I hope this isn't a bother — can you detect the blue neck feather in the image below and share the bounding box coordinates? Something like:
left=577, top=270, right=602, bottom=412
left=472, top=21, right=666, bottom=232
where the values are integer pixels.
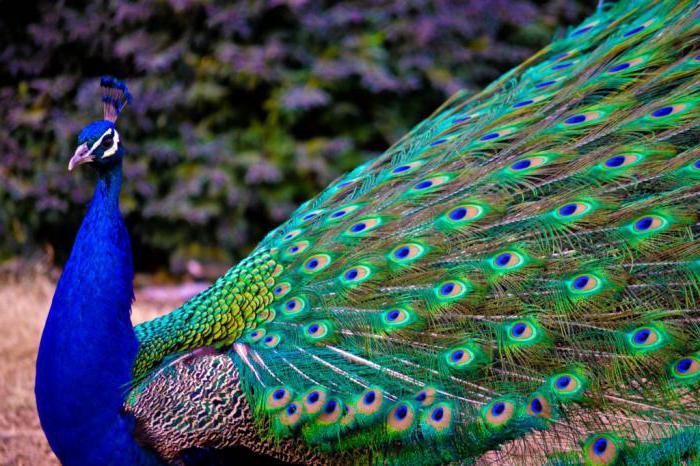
left=36, top=162, right=160, bottom=465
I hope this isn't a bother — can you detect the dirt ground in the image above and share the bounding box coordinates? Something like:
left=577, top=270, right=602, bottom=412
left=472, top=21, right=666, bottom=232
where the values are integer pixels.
left=0, top=267, right=184, bottom=465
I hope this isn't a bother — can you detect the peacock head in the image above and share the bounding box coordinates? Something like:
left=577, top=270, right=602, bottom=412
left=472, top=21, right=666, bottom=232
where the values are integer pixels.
left=69, top=76, right=131, bottom=171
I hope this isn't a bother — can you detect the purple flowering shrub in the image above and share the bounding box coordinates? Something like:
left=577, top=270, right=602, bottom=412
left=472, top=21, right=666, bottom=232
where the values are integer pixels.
left=0, top=0, right=589, bottom=272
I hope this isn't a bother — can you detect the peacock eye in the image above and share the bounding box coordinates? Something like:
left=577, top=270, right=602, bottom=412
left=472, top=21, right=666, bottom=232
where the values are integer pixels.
left=102, top=136, right=114, bottom=148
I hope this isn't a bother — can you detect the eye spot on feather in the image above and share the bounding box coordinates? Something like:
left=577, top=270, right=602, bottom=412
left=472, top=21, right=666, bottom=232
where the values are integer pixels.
left=483, top=399, right=515, bottom=428
left=444, top=204, right=485, bottom=225
left=273, top=282, right=291, bottom=298
left=317, top=398, right=343, bottom=425
left=554, top=201, right=593, bottom=220
left=506, top=319, right=542, bottom=346
left=301, top=254, right=331, bottom=273
left=549, top=372, right=586, bottom=399
left=603, top=153, right=640, bottom=170
left=567, top=273, right=602, bottom=295
left=477, top=127, right=515, bottom=142
left=245, top=328, right=266, bottom=343
left=444, top=344, right=482, bottom=370
left=390, top=161, right=422, bottom=176
left=422, top=403, right=453, bottom=435
left=265, top=387, right=293, bottom=411
left=508, top=155, right=548, bottom=173
left=649, top=104, right=688, bottom=118
left=285, top=240, right=310, bottom=257
left=514, top=94, right=550, bottom=109
left=434, top=279, right=471, bottom=301
left=344, top=217, right=383, bottom=237
left=608, top=63, right=630, bottom=73
left=278, top=401, right=303, bottom=426
left=282, top=296, right=306, bottom=317
left=627, top=325, right=666, bottom=353
left=414, top=387, right=436, bottom=406
left=515, top=99, right=535, bottom=108
left=535, top=78, right=560, bottom=89
left=340, top=265, right=372, bottom=285
left=490, top=250, right=526, bottom=271
left=281, top=229, right=303, bottom=242
left=411, top=175, right=451, bottom=193
left=624, top=26, right=644, bottom=37
left=381, top=307, right=414, bottom=330
left=300, top=209, right=324, bottom=224
left=335, top=177, right=361, bottom=190
left=628, top=214, right=668, bottom=235
left=304, top=321, right=332, bottom=342
left=562, top=111, right=602, bottom=126
left=550, top=61, right=574, bottom=71
left=672, top=354, right=700, bottom=381
left=356, top=388, right=384, bottom=416
left=389, top=242, right=427, bottom=265
left=622, top=19, right=654, bottom=38
left=526, top=393, right=552, bottom=418
left=583, top=434, right=619, bottom=466
left=327, top=204, right=361, bottom=222
left=606, top=56, right=645, bottom=74
left=303, top=388, right=328, bottom=415
left=261, top=333, right=281, bottom=348
left=387, top=403, right=416, bottom=434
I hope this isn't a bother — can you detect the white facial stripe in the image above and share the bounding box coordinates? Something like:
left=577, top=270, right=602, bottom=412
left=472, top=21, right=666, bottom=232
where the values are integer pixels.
left=88, top=128, right=114, bottom=156
left=102, top=130, right=120, bottom=158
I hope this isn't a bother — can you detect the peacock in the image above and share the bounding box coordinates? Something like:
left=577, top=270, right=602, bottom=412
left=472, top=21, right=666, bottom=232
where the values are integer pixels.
left=36, top=0, right=700, bottom=464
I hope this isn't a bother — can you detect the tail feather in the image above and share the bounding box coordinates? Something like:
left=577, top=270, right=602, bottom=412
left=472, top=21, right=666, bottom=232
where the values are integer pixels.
left=131, top=0, right=700, bottom=463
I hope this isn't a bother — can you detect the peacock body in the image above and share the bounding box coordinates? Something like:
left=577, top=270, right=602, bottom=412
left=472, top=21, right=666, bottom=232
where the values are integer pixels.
left=38, top=1, right=700, bottom=464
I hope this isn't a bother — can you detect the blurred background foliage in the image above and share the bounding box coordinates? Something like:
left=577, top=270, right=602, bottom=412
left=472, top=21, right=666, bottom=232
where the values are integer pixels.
left=0, top=0, right=590, bottom=275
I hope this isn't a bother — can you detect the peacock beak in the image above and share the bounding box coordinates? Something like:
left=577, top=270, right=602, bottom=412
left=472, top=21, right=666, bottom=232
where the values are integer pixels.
left=68, top=143, right=94, bottom=171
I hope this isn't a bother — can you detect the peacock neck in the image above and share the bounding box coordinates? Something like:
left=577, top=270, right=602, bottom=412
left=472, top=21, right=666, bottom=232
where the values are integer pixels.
left=94, top=161, right=123, bottom=210
left=36, top=161, right=160, bottom=465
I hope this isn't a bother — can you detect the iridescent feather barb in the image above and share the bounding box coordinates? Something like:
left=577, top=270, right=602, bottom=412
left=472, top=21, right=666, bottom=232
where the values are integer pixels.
left=129, top=1, right=700, bottom=464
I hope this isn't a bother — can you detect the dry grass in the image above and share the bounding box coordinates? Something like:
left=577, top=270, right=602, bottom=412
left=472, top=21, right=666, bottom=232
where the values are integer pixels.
left=0, top=268, right=180, bottom=465
left=0, top=272, right=57, bottom=466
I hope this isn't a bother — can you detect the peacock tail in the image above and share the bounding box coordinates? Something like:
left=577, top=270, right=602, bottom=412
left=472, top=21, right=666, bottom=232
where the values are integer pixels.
left=128, top=1, right=700, bottom=464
